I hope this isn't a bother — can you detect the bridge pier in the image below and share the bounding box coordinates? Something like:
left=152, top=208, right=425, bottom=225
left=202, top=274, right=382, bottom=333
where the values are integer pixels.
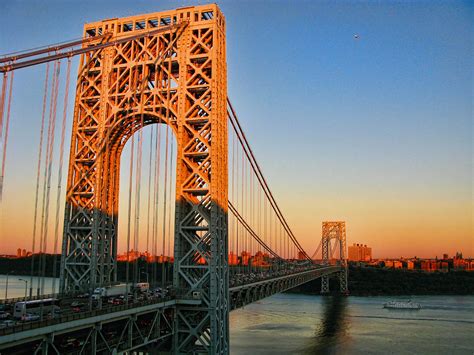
left=320, top=275, right=330, bottom=294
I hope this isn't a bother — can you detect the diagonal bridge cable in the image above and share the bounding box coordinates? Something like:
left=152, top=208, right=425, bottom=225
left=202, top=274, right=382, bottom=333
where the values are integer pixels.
left=228, top=200, right=282, bottom=260
left=227, top=99, right=312, bottom=261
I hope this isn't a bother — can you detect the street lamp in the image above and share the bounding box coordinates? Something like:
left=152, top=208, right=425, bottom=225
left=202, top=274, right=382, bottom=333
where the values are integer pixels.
left=18, top=279, right=28, bottom=302
left=140, top=270, right=149, bottom=283
left=4, top=272, right=9, bottom=300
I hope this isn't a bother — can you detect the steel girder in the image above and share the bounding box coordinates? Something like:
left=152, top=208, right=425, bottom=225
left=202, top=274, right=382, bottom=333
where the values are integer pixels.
left=0, top=268, right=342, bottom=354
left=229, top=267, right=341, bottom=310
left=59, top=4, right=229, bottom=354
left=320, top=222, right=348, bottom=294
left=0, top=301, right=177, bottom=354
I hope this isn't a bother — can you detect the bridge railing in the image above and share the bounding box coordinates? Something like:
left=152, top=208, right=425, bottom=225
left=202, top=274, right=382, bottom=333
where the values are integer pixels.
left=0, top=291, right=85, bottom=306
left=1, top=293, right=58, bottom=305
left=0, top=266, right=336, bottom=339
left=0, top=296, right=174, bottom=338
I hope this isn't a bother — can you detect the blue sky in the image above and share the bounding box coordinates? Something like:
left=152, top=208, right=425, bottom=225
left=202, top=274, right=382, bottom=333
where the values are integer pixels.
left=0, top=0, right=472, bottom=257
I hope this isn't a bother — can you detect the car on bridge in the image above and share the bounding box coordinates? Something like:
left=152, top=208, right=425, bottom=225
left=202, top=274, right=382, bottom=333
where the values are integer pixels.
left=20, top=313, right=40, bottom=322
left=0, top=320, right=15, bottom=329
left=0, top=311, right=10, bottom=319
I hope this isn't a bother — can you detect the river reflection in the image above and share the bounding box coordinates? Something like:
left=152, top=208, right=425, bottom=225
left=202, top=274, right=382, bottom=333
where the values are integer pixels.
left=303, top=295, right=348, bottom=354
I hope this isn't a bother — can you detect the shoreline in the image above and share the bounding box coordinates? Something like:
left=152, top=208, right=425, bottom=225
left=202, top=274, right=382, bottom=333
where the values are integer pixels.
left=1, top=257, right=473, bottom=297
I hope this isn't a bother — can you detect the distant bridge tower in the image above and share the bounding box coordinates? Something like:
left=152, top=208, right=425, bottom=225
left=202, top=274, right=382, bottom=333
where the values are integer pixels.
left=59, top=4, right=229, bottom=353
left=320, top=221, right=348, bottom=294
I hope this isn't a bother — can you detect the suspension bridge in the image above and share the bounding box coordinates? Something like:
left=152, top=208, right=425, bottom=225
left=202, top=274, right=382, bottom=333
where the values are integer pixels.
left=0, top=4, right=348, bottom=354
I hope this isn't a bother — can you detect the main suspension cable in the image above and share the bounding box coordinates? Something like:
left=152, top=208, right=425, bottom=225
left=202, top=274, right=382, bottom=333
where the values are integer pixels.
left=227, top=99, right=311, bottom=260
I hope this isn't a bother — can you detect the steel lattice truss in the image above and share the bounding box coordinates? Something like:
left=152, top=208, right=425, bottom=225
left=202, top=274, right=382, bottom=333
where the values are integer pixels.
left=0, top=268, right=342, bottom=353
left=0, top=300, right=176, bottom=354
left=320, top=221, right=348, bottom=294
left=229, top=266, right=340, bottom=310
left=59, top=5, right=229, bottom=353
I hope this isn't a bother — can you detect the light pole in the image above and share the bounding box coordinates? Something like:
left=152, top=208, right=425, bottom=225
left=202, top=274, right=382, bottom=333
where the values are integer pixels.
left=140, top=270, right=149, bottom=283
left=18, top=279, right=28, bottom=303
left=4, top=272, right=9, bottom=300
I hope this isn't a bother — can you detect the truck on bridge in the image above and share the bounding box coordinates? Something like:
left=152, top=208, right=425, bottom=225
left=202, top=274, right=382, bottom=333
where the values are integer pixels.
left=92, top=283, right=150, bottom=300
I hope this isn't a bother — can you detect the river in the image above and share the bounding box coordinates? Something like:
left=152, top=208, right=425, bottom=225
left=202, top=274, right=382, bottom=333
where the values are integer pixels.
left=0, top=274, right=59, bottom=299
left=2, top=275, right=473, bottom=354
left=230, top=293, right=474, bottom=354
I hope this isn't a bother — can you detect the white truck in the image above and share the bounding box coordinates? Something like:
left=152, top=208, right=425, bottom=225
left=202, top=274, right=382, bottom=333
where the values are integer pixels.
left=92, top=284, right=129, bottom=300
left=134, top=282, right=150, bottom=293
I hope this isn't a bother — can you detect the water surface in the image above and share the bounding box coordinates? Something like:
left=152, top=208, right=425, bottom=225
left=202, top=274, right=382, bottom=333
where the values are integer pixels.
left=2, top=275, right=472, bottom=354
left=229, top=293, right=474, bottom=354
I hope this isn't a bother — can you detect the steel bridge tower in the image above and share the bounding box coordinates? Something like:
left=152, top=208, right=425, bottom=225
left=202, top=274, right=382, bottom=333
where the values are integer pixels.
left=320, top=221, right=348, bottom=294
left=59, top=5, right=229, bottom=353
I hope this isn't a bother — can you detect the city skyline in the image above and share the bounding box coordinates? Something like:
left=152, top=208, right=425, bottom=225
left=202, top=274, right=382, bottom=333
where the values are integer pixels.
left=0, top=1, right=472, bottom=258
left=2, top=243, right=471, bottom=261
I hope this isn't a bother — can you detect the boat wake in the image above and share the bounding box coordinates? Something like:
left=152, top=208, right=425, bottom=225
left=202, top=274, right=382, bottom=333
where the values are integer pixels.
left=349, top=314, right=474, bottom=324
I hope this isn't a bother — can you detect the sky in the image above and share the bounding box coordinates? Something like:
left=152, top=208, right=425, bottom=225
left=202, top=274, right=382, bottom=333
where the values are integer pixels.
left=0, top=0, right=472, bottom=258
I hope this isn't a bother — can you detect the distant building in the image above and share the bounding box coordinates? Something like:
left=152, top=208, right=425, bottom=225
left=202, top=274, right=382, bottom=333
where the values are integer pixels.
left=229, top=252, right=238, bottom=266
left=383, top=260, right=402, bottom=269
left=421, top=260, right=439, bottom=272
left=241, top=251, right=250, bottom=266
left=393, top=261, right=403, bottom=269
left=406, top=261, right=415, bottom=270
left=348, top=243, right=372, bottom=261
left=252, top=251, right=270, bottom=267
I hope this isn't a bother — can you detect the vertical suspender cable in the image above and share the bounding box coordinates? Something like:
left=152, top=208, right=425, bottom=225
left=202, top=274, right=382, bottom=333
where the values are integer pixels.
left=40, top=60, right=60, bottom=297
left=0, top=73, right=8, bottom=152
left=236, top=142, right=239, bottom=270
left=51, top=58, right=71, bottom=294
left=29, top=63, right=50, bottom=298
left=167, top=135, right=173, bottom=281
left=231, top=131, right=235, bottom=271
left=161, top=124, right=169, bottom=287
left=133, top=107, right=144, bottom=288
left=125, top=133, right=135, bottom=304
left=0, top=70, right=14, bottom=202
left=241, top=142, right=244, bottom=269
left=38, top=61, right=57, bottom=295
left=146, top=127, right=154, bottom=280
left=38, top=60, right=59, bottom=296
left=152, top=125, right=161, bottom=286
left=228, top=103, right=311, bottom=260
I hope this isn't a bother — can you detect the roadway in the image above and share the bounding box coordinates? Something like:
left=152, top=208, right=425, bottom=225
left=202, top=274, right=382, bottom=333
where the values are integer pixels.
left=0, top=264, right=341, bottom=353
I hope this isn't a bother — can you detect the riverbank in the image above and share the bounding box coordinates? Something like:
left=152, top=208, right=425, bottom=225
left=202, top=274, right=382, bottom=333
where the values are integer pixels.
left=289, top=266, right=474, bottom=296
left=0, top=256, right=170, bottom=281
left=2, top=257, right=473, bottom=296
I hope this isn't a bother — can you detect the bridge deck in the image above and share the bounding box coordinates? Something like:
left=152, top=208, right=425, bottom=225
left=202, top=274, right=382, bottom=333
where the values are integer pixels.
left=0, top=266, right=341, bottom=353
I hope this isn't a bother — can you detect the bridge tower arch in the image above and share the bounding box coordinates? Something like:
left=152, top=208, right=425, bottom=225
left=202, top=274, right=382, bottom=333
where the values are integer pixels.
left=320, top=221, right=348, bottom=294
left=59, top=5, right=229, bottom=353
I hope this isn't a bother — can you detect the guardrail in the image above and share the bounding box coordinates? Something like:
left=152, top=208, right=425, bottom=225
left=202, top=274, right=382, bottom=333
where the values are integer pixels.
left=0, top=291, right=83, bottom=306
left=0, top=266, right=339, bottom=339
left=0, top=296, right=174, bottom=337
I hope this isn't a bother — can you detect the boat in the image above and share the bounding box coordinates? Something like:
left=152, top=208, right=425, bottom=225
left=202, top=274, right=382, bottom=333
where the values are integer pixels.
left=383, top=300, right=421, bottom=310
